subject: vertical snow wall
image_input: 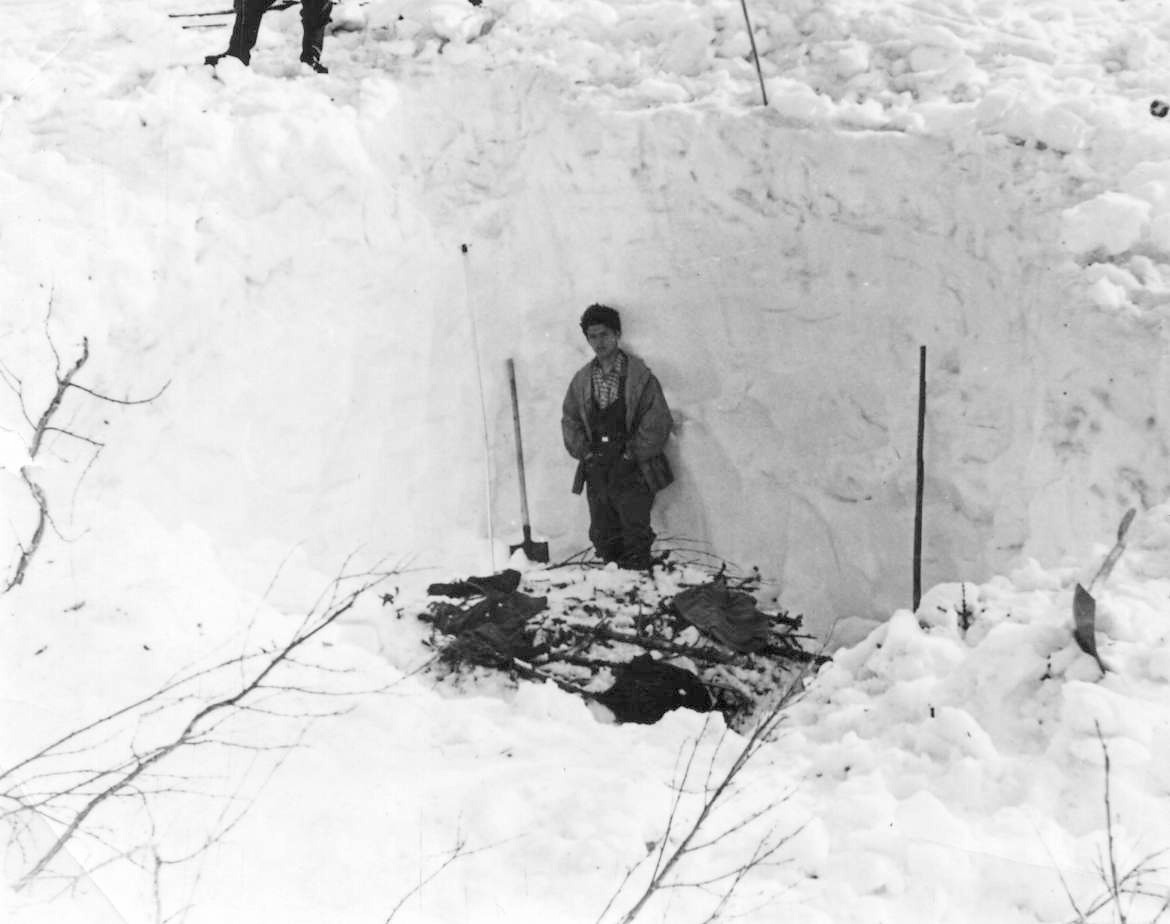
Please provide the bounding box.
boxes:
[8,67,1168,640]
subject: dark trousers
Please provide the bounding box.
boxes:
[227,0,333,63]
[586,457,655,569]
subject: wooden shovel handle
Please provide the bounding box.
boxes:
[507,359,533,529]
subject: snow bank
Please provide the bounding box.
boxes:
[5,0,1170,636]
[776,504,1170,922]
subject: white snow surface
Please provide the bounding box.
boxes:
[4,0,1170,921]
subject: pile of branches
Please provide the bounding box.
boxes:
[415,562,825,728]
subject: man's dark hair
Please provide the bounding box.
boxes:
[580,303,621,335]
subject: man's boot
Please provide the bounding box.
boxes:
[299,47,328,73]
[300,0,333,72]
[205,0,271,67]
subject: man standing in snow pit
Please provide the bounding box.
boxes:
[204,0,332,73]
[562,304,674,570]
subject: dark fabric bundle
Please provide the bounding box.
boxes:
[427,569,522,598]
[447,612,540,668]
[595,654,712,724]
[672,577,772,653]
[429,591,549,668]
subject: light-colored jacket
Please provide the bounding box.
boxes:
[561,352,674,495]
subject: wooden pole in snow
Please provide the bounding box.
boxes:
[913,345,926,611]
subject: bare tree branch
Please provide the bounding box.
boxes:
[1097,722,1128,923]
[1048,726,1170,924]
[67,379,171,407]
[3,316,170,593]
[384,831,522,922]
[40,426,106,449]
[651,733,705,884]
[684,796,787,854]
[4,470,47,592]
[602,663,813,924]
[0,358,33,430]
[29,338,88,460]
[0,652,265,787]
[384,836,469,923]
[11,569,393,890]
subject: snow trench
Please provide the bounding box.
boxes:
[4,61,1167,639]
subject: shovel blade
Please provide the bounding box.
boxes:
[1073,583,1108,673]
[510,539,550,564]
[511,524,549,564]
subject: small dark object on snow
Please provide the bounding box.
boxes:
[595,654,713,724]
[427,568,522,598]
[1151,99,1169,118]
[672,575,772,653]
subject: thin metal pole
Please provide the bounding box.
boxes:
[737,0,768,106]
[913,345,926,610]
[461,243,496,569]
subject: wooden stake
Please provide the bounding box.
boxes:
[913,345,926,610]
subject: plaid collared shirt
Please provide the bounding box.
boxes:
[591,350,627,410]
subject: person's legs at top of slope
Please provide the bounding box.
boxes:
[205,0,333,72]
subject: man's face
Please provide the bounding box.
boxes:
[585,324,620,362]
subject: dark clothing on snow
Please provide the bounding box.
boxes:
[672,577,773,653]
[595,654,712,724]
[426,569,523,599]
[562,351,673,569]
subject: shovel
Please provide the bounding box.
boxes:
[506,358,549,563]
[1073,507,1136,674]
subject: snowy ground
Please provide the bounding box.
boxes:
[4,0,1170,921]
[7,506,1170,924]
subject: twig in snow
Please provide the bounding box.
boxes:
[384,830,522,922]
[4,471,47,592]
[1051,724,1170,924]
[28,336,90,459]
[384,836,470,923]
[2,314,169,593]
[1098,723,1127,922]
